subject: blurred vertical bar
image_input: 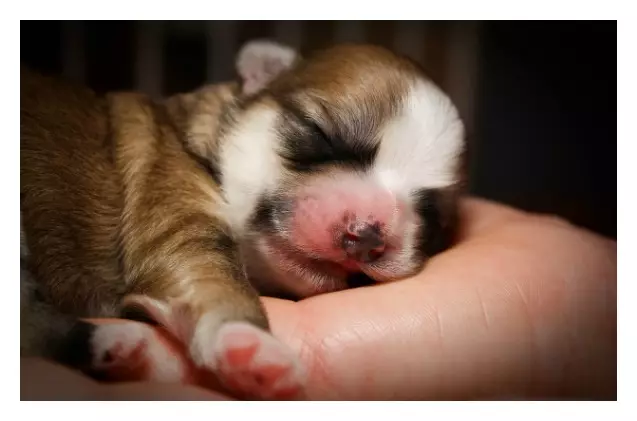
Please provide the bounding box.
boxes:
[273,20,304,50]
[61,21,85,84]
[445,21,480,135]
[206,21,238,83]
[303,21,335,52]
[334,21,366,43]
[393,21,427,65]
[136,21,163,98]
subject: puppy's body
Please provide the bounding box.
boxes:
[21,69,269,372]
[20,41,466,398]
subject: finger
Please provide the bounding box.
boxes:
[264,214,616,400]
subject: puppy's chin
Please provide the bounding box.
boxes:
[246,232,426,300]
[248,235,351,299]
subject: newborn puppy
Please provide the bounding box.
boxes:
[20,40,466,399]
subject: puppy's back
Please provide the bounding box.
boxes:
[21,68,125,316]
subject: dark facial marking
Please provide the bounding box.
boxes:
[276,100,379,173]
[250,193,291,235]
[411,188,453,260]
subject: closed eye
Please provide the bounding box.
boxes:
[278,101,378,171]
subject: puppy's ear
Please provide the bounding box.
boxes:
[236,40,299,96]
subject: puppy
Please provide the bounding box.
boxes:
[20,40,466,399]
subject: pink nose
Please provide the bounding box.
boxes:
[341,223,386,263]
[288,176,399,263]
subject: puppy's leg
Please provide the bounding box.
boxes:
[116,228,305,400]
[119,293,305,400]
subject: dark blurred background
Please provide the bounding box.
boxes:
[20,21,617,239]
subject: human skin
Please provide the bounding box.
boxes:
[20,197,617,400]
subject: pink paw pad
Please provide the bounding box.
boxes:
[91,323,151,371]
[213,322,306,400]
[90,322,187,383]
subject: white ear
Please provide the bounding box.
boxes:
[236,40,299,96]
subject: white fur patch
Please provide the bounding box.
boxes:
[374,79,465,196]
[91,323,185,383]
[218,106,284,232]
[363,79,465,276]
[189,311,227,368]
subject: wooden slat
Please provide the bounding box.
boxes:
[162,25,207,95]
[84,21,136,93]
[333,21,366,44]
[273,21,304,50]
[61,21,85,84]
[365,21,396,49]
[206,21,239,83]
[237,21,273,46]
[445,21,480,134]
[421,21,450,89]
[393,21,427,65]
[135,21,163,98]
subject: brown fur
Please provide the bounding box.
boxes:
[20,68,267,333]
[163,82,239,165]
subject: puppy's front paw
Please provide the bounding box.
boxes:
[191,318,306,400]
[122,295,307,400]
[89,321,191,384]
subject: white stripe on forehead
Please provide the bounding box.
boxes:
[373,79,465,196]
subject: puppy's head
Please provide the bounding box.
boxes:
[218,40,466,298]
